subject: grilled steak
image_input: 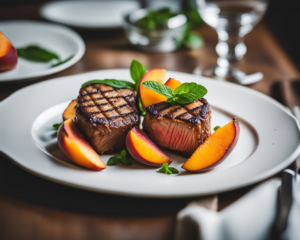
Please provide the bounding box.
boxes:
[75,83,139,154]
[143,98,211,156]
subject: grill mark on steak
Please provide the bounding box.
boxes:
[76,84,138,128]
[146,98,208,123]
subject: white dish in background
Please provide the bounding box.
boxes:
[0,70,299,198]
[0,21,85,83]
[40,1,140,29]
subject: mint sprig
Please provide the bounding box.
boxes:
[139,98,146,116]
[53,122,63,130]
[17,45,60,62]
[107,150,132,166]
[130,60,147,92]
[214,126,221,131]
[81,60,146,93]
[159,162,179,174]
[142,81,207,105]
[82,79,135,91]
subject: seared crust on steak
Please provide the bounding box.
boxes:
[143,98,211,156]
[75,83,139,154]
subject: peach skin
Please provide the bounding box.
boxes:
[63,99,77,121]
[182,118,240,172]
[57,119,106,171]
[126,127,172,167]
[0,31,18,72]
[164,78,182,90]
[139,68,167,108]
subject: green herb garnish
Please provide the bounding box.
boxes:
[53,122,63,130]
[17,45,60,62]
[139,98,146,116]
[81,79,135,91]
[142,81,207,105]
[81,60,146,92]
[159,162,179,174]
[52,55,74,67]
[107,150,132,166]
[214,126,221,131]
[138,7,177,30]
[130,60,147,92]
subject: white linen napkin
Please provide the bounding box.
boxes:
[174,175,300,240]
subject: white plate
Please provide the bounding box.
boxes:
[0,70,299,198]
[40,1,140,29]
[0,21,85,82]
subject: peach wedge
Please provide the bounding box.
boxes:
[63,99,77,121]
[139,68,167,108]
[126,127,172,167]
[164,78,182,90]
[0,31,18,72]
[182,118,240,172]
[57,119,106,171]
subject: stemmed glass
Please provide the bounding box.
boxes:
[194,0,268,85]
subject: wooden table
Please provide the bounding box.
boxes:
[1,4,299,240]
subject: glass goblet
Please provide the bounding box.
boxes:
[195,0,268,85]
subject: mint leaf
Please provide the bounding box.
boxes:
[168,167,179,174]
[214,126,221,131]
[107,156,122,165]
[120,149,127,158]
[130,60,147,92]
[53,122,63,130]
[142,81,207,105]
[52,55,73,67]
[142,81,174,98]
[139,98,146,116]
[120,157,132,165]
[81,79,135,91]
[174,82,207,104]
[158,162,178,175]
[166,97,178,105]
[17,45,60,62]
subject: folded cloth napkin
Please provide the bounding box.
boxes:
[174,175,300,240]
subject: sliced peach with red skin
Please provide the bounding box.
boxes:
[165,78,182,90]
[182,118,240,172]
[126,127,172,167]
[57,119,106,171]
[0,31,18,72]
[63,99,77,121]
[139,68,167,108]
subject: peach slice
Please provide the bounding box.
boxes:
[164,78,182,90]
[63,99,77,121]
[0,31,18,72]
[126,127,172,167]
[139,68,167,108]
[57,119,106,171]
[182,118,240,172]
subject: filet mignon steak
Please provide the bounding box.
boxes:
[143,98,211,156]
[75,83,139,154]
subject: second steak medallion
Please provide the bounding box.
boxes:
[143,98,211,156]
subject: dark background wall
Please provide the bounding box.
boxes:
[1,0,300,70]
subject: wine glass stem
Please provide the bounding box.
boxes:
[214,29,247,77]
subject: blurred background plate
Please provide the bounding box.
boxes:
[40,0,140,29]
[0,21,85,83]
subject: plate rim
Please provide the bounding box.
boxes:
[40,0,140,29]
[0,20,85,82]
[0,69,300,198]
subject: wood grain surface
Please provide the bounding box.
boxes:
[0,4,299,240]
